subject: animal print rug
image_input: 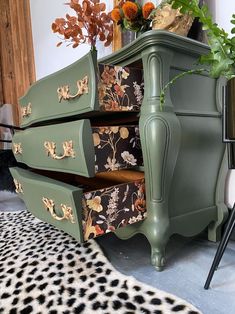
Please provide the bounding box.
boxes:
[0,211,202,314]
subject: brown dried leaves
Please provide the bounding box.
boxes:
[52,0,113,49]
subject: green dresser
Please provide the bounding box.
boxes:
[11,30,228,270]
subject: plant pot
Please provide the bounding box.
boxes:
[224,77,235,168]
[151,3,194,37]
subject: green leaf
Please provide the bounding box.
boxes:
[231,37,235,46]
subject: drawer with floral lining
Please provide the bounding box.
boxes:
[19,51,144,128]
[12,119,143,177]
[10,167,146,241]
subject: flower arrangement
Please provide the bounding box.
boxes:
[51,0,113,50]
[111,1,156,33]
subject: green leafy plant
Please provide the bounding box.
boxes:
[160,0,235,107]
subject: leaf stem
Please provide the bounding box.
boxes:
[160,68,208,109]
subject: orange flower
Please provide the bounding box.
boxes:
[114,84,125,97]
[134,198,146,212]
[101,66,116,85]
[95,225,104,236]
[142,2,155,19]
[122,1,138,21]
[108,226,116,232]
[111,8,122,22]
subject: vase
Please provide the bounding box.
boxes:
[151,3,194,37]
[121,30,136,47]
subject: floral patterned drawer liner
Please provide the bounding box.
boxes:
[98,64,144,112]
[92,125,143,173]
[82,175,146,241]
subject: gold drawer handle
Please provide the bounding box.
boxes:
[42,197,75,223]
[13,143,23,155]
[21,103,32,118]
[57,75,89,102]
[13,179,23,194]
[44,140,75,160]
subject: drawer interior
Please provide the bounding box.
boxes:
[33,168,145,192]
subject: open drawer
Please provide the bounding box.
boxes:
[19,51,144,128]
[12,119,143,177]
[10,167,146,242]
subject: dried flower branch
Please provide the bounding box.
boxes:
[52,0,113,50]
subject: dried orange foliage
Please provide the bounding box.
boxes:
[52,0,113,49]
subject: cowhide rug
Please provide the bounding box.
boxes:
[0,210,202,314]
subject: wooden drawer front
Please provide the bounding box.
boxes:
[10,167,84,242]
[19,51,144,128]
[12,119,95,177]
[10,167,146,241]
[12,121,143,177]
[19,51,98,128]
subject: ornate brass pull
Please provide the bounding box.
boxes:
[21,103,32,118]
[13,179,23,194]
[57,75,89,102]
[42,197,75,223]
[44,140,75,160]
[13,143,23,155]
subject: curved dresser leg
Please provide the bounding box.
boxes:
[136,48,180,270]
[208,151,229,242]
[208,204,228,242]
[151,248,166,271]
[138,111,181,270]
[146,220,169,271]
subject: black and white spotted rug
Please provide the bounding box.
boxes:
[0,211,202,314]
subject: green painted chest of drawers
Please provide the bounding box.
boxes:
[10,31,228,270]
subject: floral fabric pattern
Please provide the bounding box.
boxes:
[92,125,143,173]
[98,64,144,111]
[82,178,146,240]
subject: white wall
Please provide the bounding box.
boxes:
[30,0,112,79]
[213,0,235,35]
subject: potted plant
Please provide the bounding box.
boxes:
[160,0,235,108]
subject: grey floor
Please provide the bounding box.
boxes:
[1,191,235,314]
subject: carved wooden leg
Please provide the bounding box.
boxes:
[143,218,170,271]
[138,111,180,270]
[151,247,166,271]
[208,152,229,242]
[208,203,228,242]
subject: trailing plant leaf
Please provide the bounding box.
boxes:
[168,0,235,80]
[160,68,207,108]
[159,0,235,110]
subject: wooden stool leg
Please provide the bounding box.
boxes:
[204,204,235,289]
